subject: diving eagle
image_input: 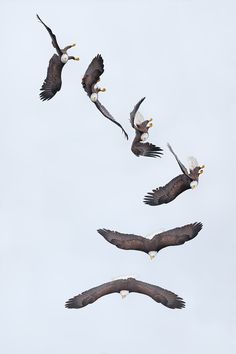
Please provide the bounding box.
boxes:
[37,14,79,101]
[130,97,163,157]
[98,222,202,259]
[82,54,128,139]
[65,277,185,309]
[144,143,205,206]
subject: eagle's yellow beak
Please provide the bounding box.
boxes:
[147,119,153,128]
[199,165,205,174]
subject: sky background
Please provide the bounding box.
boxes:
[1,0,235,353]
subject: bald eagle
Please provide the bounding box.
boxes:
[82,54,128,139]
[65,277,185,309]
[97,222,202,259]
[144,143,205,206]
[37,14,79,101]
[130,97,163,157]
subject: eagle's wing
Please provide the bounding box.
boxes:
[130,279,185,309]
[82,54,104,96]
[130,97,146,128]
[65,280,120,309]
[167,143,189,176]
[94,100,129,139]
[40,54,64,101]
[143,174,191,206]
[37,14,62,56]
[97,229,148,252]
[132,141,163,158]
[152,222,203,251]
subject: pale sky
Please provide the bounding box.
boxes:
[1,1,235,353]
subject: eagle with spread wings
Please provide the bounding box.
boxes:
[130,97,163,157]
[37,14,79,101]
[65,277,185,309]
[144,144,205,206]
[98,222,202,259]
[82,54,128,139]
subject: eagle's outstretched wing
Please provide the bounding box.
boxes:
[95,100,128,139]
[167,143,189,176]
[37,14,62,56]
[131,279,185,309]
[130,97,146,128]
[144,174,191,206]
[153,222,203,251]
[98,229,147,251]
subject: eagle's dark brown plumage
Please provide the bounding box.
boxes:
[130,97,163,157]
[82,54,128,139]
[97,222,202,257]
[37,14,79,101]
[65,277,185,309]
[144,144,205,206]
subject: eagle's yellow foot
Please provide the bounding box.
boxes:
[71,43,76,47]
[199,165,205,174]
[99,88,106,92]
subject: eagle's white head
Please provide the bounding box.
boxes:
[120,290,129,299]
[61,53,69,64]
[190,180,198,189]
[148,251,157,260]
[90,93,98,102]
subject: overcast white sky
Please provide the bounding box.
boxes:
[1,0,236,353]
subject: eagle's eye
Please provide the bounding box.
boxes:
[61,54,69,63]
[90,93,98,102]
